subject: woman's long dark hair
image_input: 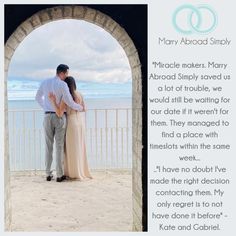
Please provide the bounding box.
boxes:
[65,76,77,101]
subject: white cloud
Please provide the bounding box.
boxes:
[8,19,131,84]
[72,68,131,83]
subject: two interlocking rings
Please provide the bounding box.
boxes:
[172,5,217,34]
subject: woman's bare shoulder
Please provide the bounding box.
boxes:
[74,90,83,103]
[75,90,83,99]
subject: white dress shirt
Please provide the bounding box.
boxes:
[35,76,83,112]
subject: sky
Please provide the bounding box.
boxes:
[8,19,132,100]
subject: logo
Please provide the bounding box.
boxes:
[172,4,217,34]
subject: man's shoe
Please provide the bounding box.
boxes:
[61,175,67,180]
[56,176,65,182]
[46,175,53,181]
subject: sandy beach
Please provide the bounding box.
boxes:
[10,170,132,232]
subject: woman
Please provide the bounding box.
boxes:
[49,76,93,180]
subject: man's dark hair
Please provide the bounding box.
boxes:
[56,64,69,74]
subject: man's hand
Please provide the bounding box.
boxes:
[81,100,86,112]
[48,92,56,103]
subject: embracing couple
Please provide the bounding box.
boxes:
[35,64,93,182]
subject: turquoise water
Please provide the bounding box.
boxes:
[8,97,131,110]
[8,79,132,100]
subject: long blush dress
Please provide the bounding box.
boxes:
[64,91,93,180]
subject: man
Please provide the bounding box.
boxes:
[35,64,83,182]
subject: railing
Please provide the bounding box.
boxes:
[8,108,132,171]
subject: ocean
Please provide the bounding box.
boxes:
[8,97,132,171]
[8,97,132,110]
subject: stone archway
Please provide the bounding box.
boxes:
[4,5,143,231]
